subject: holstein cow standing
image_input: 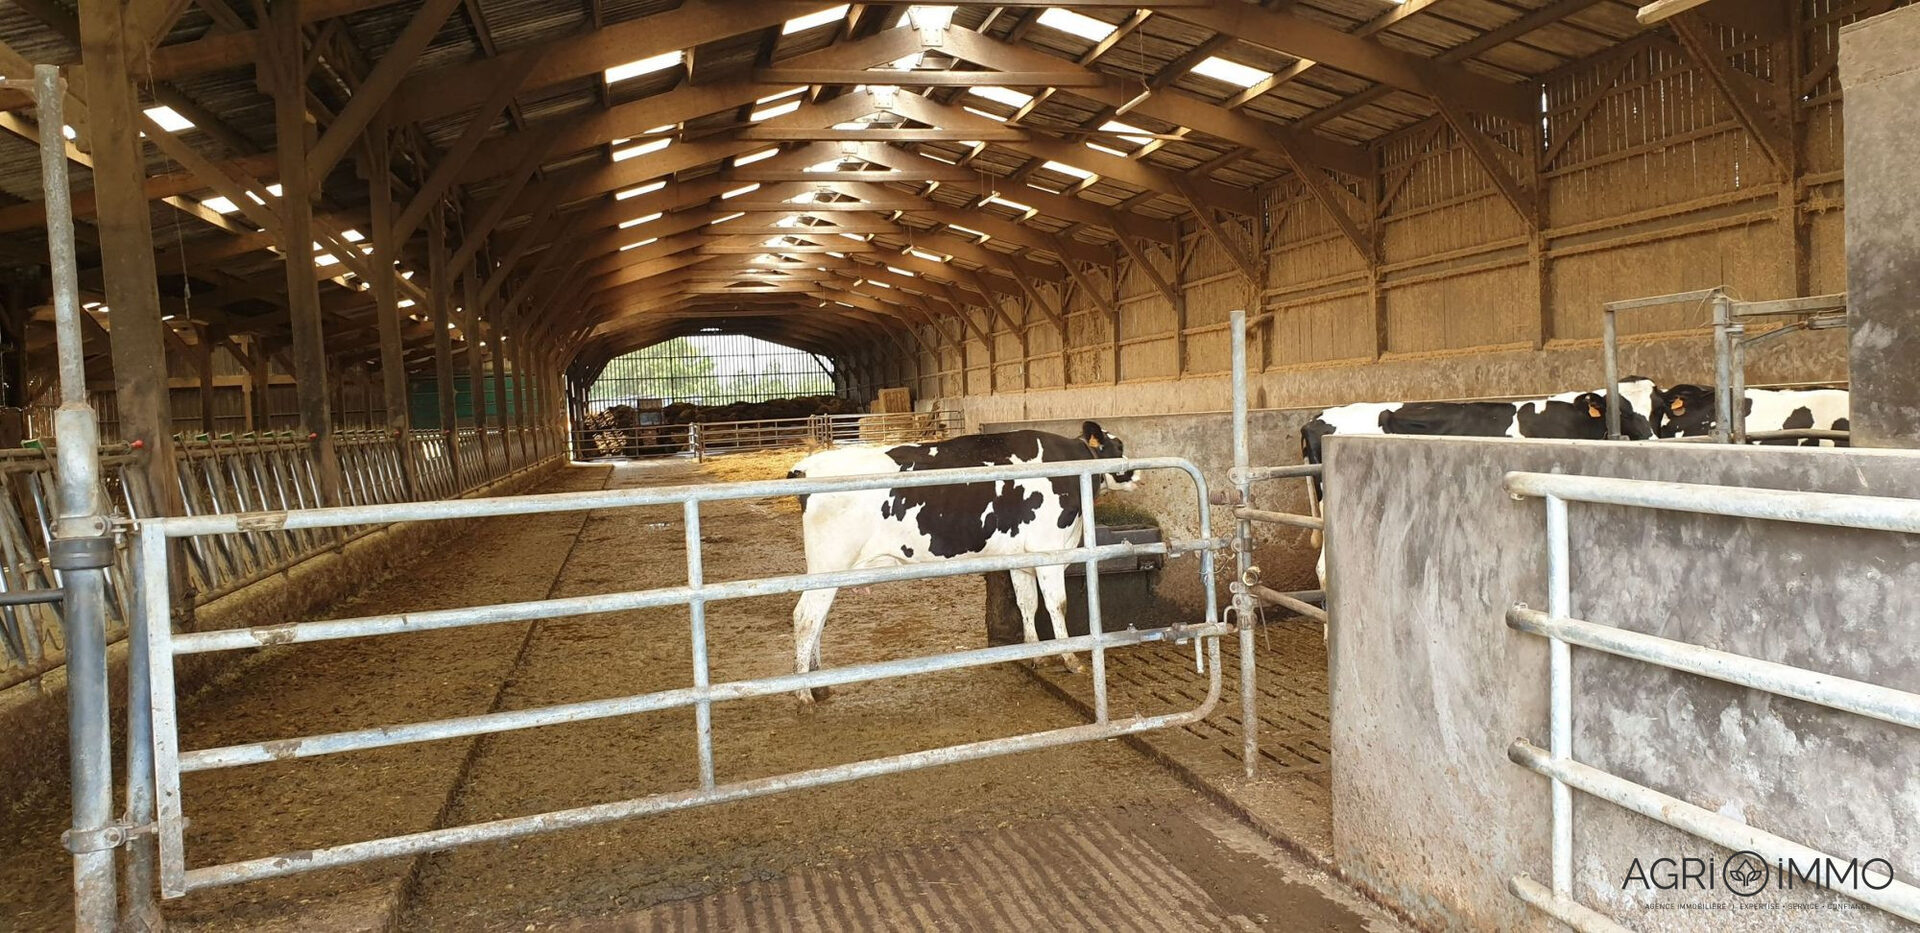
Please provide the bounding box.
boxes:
[1297,379,1660,588]
[1651,384,1850,445]
[785,422,1137,701]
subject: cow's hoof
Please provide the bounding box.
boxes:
[1060,654,1084,674]
[810,685,833,702]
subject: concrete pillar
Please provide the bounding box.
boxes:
[1841,5,1920,448]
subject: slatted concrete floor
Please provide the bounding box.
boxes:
[590,804,1395,932]
[1036,619,1338,859]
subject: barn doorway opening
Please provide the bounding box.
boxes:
[576,335,848,459]
[591,335,834,409]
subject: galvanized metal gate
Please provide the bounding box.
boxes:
[1502,472,1920,930]
[120,455,1238,902]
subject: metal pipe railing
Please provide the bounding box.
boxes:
[1505,471,1920,929]
[1600,285,1850,444]
[0,428,562,692]
[130,455,1230,899]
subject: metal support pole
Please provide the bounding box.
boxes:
[1229,308,1259,778]
[34,63,121,931]
[1079,472,1107,723]
[683,500,716,790]
[1545,493,1572,897]
[1729,322,1749,445]
[1710,293,1736,444]
[1600,308,1621,440]
[123,529,160,930]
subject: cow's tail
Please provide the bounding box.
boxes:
[1300,425,1326,549]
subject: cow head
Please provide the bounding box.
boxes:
[1568,392,1613,437]
[1080,421,1137,491]
[1651,383,1717,437]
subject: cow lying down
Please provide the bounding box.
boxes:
[1651,384,1850,445]
[1296,379,1660,590]
[785,422,1137,702]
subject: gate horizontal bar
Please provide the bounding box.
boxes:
[180,621,1229,771]
[172,537,1220,655]
[1228,464,1321,484]
[1509,740,1920,924]
[1506,606,1920,731]
[179,643,1223,894]
[1503,472,1920,535]
[1234,507,1323,530]
[1505,876,1633,933]
[1601,286,1722,312]
[1249,585,1326,623]
[148,456,1198,538]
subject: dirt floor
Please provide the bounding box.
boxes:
[0,452,1381,932]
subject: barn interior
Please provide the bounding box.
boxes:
[1,0,1918,929]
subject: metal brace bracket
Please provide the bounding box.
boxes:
[49,532,116,571]
[62,815,170,853]
[62,823,127,853]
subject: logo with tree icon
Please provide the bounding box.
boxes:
[1723,851,1770,897]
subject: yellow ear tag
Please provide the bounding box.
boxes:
[1588,402,1603,418]
[1086,437,1103,451]
[1670,399,1686,415]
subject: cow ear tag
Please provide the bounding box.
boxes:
[1587,401,1602,418]
[1670,398,1686,415]
[1086,436,1103,451]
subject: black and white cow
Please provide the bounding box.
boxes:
[785,422,1136,701]
[1300,378,1659,517]
[1296,380,1659,590]
[1652,384,1850,446]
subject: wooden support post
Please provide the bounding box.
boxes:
[270,0,340,503]
[250,338,272,431]
[491,304,513,468]
[429,203,459,490]
[462,264,490,477]
[1172,234,1189,379]
[363,126,415,496]
[79,0,182,514]
[511,306,531,463]
[195,329,215,433]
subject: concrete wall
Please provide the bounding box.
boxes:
[1843,4,1920,448]
[1324,435,1920,932]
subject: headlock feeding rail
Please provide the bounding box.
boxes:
[1503,472,1920,930]
[123,455,1234,902]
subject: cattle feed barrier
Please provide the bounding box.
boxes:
[1600,287,1850,445]
[1503,471,1920,930]
[118,454,1237,907]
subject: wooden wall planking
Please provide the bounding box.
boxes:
[877,0,1889,409]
